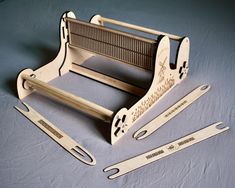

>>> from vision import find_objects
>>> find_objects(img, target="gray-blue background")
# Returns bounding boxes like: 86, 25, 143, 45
0, 0, 234, 187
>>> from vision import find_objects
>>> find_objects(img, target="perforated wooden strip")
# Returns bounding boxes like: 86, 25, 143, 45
67, 18, 157, 70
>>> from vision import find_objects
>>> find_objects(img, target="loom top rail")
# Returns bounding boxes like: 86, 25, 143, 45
16, 11, 190, 144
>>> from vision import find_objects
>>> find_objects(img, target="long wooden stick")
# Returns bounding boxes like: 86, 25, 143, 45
15, 102, 96, 166
133, 85, 211, 140
21, 74, 114, 122
104, 122, 229, 179
99, 17, 182, 41
70, 64, 146, 97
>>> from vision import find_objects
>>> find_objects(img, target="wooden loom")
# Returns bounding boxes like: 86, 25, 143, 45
16, 11, 190, 145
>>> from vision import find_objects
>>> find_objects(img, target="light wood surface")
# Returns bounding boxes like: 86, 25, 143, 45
16, 11, 190, 144
110, 36, 190, 144
17, 11, 76, 99
15, 102, 96, 166
67, 17, 157, 71
21, 74, 114, 122
99, 16, 182, 41
133, 84, 211, 140
104, 122, 229, 179
70, 64, 146, 97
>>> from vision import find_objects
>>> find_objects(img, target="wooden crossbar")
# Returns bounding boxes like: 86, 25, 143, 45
70, 63, 146, 97
99, 16, 182, 41
16, 11, 190, 144
22, 74, 114, 122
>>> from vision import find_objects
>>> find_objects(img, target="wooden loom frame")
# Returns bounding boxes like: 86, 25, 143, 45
16, 11, 190, 144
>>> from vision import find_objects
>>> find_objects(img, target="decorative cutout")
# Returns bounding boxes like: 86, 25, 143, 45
179, 61, 188, 79
16, 12, 190, 145
113, 110, 128, 137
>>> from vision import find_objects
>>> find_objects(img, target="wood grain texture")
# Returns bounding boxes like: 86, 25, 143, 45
99, 16, 182, 41
133, 84, 211, 140
15, 102, 96, 166
16, 11, 190, 145
104, 122, 229, 179
22, 74, 114, 122
70, 64, 146, 97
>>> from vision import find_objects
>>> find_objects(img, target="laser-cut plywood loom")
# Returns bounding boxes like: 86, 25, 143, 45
16, 11, 190, 144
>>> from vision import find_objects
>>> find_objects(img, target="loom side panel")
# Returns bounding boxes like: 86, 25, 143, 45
17, 11, 75, 99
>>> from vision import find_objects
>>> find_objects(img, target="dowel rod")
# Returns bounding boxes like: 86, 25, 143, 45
22, 74, 114, 122
70, 64, 146, 97
99, 17, 182, 41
